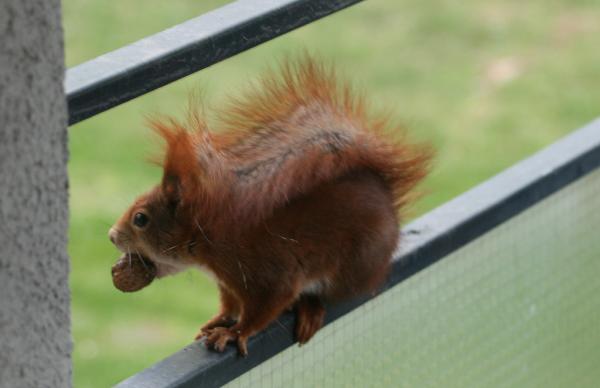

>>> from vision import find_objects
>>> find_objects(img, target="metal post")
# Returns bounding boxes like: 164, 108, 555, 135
0, 1, 70, 387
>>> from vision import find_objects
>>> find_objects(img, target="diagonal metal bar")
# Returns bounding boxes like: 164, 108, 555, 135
65, 0, 363, 125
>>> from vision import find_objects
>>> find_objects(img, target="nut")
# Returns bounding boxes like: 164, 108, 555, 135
111, 253, 156, 292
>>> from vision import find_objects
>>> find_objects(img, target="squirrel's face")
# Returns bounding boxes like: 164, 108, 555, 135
108, 123, 212, 277
108, 185, 197, 277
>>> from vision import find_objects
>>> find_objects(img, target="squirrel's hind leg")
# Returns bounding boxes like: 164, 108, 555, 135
295, 294, 325, 345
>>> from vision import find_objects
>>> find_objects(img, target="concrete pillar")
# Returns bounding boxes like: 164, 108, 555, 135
0, 1, 70, 387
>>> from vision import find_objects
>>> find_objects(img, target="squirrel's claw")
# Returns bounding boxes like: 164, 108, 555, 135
194, 329, 209, 341
237, 336, 248, 357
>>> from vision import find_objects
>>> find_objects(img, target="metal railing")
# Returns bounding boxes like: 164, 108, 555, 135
66, 0, 363, 125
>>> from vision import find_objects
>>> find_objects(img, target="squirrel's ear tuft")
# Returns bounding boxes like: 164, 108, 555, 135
162, 173, 181, 209
148, 117, 200, 207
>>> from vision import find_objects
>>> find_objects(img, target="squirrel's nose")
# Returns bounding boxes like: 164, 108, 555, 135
108, 228, 118, 246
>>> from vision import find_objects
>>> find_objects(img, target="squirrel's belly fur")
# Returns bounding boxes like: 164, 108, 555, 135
110, 54, 431, 355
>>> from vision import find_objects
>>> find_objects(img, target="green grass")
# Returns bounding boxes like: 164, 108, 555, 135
64, 1, 600, 386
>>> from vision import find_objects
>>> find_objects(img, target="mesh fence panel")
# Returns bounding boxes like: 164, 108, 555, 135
226, 167, 600, 388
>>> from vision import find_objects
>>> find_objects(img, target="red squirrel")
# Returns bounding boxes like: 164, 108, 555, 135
108, 55, 431, 356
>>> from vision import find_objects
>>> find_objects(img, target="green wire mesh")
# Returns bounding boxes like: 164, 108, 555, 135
226, 167, 600, 388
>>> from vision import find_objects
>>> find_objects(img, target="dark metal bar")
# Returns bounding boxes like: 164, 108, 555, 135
116, 117, 600, 388
65, 0, 363, 125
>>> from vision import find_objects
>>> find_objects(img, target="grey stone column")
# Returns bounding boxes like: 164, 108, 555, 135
0, 1, 70, 387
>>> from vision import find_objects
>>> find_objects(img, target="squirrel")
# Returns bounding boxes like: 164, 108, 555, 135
108, 55, 431, 356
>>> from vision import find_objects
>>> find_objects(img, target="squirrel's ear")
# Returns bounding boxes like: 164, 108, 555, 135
162, 173, 181, 209
151, 118, 199, 208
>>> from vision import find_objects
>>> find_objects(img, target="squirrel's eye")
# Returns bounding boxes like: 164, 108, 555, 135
133, 212, 149, 228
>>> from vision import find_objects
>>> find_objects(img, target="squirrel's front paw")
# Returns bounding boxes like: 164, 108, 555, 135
204, 327, 248, 356
195, 314, 237, 340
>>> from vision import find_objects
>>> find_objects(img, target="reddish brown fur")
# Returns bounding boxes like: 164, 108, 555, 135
109, 55, 431, 355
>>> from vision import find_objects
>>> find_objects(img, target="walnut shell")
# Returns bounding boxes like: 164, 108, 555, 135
111, 253, 156, 292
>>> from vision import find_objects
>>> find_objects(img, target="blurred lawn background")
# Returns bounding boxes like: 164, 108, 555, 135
63, 0, 600, 386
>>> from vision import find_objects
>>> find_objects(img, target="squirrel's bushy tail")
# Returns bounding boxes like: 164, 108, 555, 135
151, 54, 431, 234
216, 54, 432, 224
